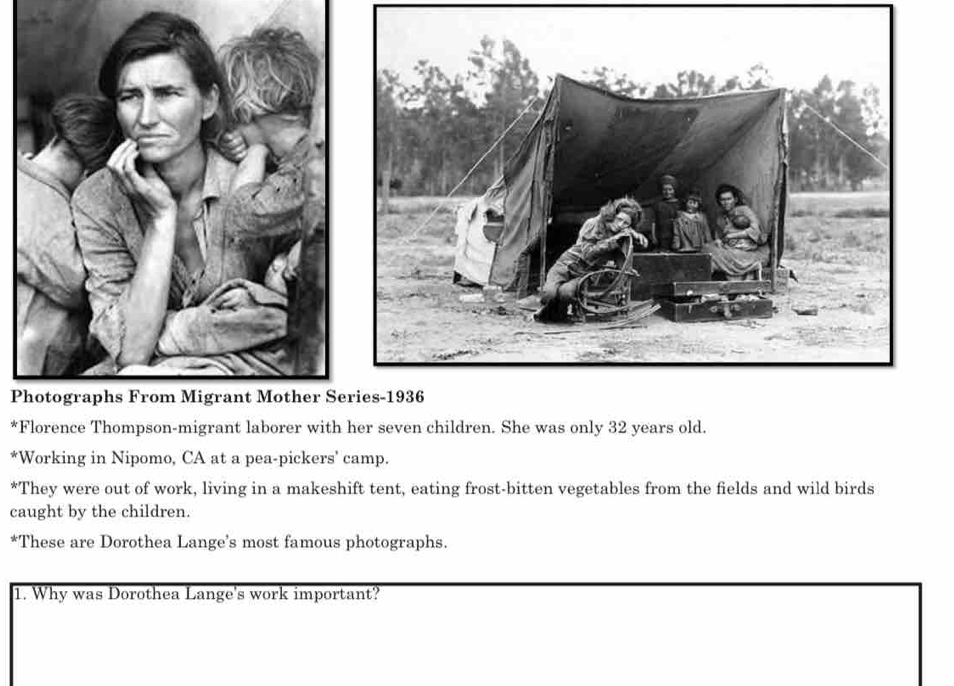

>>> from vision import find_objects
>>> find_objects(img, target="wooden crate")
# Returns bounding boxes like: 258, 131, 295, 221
664, 280, 771, 297
771, 267, 790, 293
656, 296, 773, 322
628, 253, 712, 300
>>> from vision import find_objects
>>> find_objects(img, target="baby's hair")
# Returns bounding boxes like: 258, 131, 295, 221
220, 27, 320, 125
49, 94, 121, 172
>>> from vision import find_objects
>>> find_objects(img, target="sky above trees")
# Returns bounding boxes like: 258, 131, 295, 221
377, 36, 888, 197
377, 6, 890, 120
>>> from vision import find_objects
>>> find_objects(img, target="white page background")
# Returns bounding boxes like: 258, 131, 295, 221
2, 1, 948, 684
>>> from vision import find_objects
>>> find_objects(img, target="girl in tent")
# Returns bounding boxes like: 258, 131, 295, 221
651, 174, 680, 251
702, 184, 769, 278
534, 198, 648, 322
671, 188, 712, 252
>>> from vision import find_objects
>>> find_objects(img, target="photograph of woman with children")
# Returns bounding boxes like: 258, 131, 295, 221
16, 0, 326, 377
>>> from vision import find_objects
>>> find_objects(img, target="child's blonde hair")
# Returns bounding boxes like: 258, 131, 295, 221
220, 27, 320, 125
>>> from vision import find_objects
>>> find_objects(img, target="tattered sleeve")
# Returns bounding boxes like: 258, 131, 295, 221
578, 237, 621, 264
16, 201, 87, 310
72, 191, 137, 361
224, 163, 304, 239
703, 214, 715, 242
575, 218, 620, 263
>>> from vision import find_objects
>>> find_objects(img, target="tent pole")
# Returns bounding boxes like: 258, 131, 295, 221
539, 218, 547, 291
772, 166, 787, 294
538, 93, 558, 293
771, 218, 778, 293
769, 171, 788, 293
771, 96, 788, 294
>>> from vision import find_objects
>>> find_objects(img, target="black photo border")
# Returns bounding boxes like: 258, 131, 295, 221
372, 3, 894, 368
12, 0, 332, 381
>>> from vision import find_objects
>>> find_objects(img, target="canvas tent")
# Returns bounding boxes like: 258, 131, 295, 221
455, 74, 788, 293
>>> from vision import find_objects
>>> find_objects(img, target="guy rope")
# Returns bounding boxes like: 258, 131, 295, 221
803, 103, 889, 171
395, 98, 540, 246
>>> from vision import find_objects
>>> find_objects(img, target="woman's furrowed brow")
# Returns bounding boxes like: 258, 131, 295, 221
119, 77, 189, 91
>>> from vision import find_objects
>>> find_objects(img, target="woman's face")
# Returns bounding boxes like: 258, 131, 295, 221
611, 212, 633, 233
718, 191, 737, 212
115, 52, 218, 164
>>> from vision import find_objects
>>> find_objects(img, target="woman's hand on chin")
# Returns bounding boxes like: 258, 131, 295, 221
108, 139, 177, 223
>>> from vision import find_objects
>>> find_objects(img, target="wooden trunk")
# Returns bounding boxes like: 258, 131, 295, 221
657, 296, 773, 322
628, 253, 712, 300
663, 280, 771, 297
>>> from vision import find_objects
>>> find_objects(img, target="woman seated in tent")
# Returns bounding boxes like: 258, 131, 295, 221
702, 184, 769, 279
651, 174, 680, 251
534, 197, 648, 322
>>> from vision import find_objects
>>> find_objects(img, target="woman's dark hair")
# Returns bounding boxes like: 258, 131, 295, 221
715, 184, 745, 205
50, 94, 121, 172
98, 11, 229, 141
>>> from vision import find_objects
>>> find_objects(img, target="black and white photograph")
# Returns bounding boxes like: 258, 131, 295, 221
375, 5, 891, 364
15, 0, 327, 377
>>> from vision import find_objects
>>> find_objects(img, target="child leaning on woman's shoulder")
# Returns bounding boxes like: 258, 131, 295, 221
218, 27, 324, 295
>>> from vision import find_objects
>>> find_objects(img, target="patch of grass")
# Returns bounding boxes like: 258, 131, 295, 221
834, 208, 890, 218
377, 196, 477, 215
850, 300, 876, 315
376, 210, 458, 241
788, 191, 889, 217
432, 348, 477, 361
842, 231, 864, 249
822, 265, 858, 275
784, 213, 889, 265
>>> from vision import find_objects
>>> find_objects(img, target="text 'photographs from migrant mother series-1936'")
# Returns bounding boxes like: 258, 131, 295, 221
375, 5, 890, 366
16, 0, 326, 378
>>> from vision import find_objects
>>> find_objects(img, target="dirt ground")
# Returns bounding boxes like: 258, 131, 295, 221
375, 192, 890, 363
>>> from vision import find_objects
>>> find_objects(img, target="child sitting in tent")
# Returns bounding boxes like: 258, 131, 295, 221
218, 26, 324, 295
671, 188, 713, 252
534, 198, 648, 322
651, 174, 680, 251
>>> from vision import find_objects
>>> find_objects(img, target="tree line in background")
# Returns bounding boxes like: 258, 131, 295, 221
376, 37, 889, 200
